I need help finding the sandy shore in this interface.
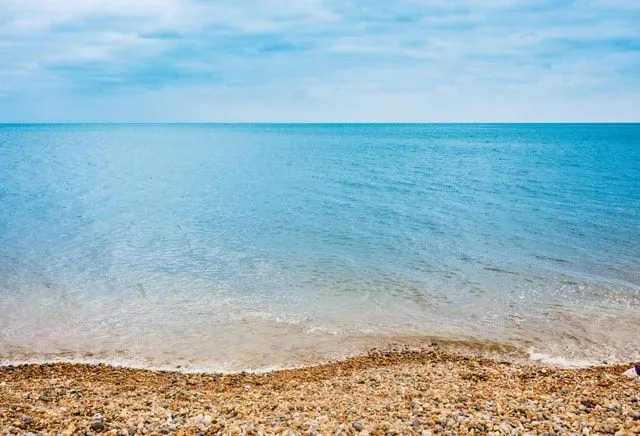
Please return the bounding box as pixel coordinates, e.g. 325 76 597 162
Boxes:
1 346 639 435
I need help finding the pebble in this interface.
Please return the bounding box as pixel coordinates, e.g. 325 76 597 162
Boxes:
91 420 106 431
0 347 638 434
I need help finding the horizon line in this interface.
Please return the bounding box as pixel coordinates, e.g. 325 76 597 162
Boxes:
1 121 639 125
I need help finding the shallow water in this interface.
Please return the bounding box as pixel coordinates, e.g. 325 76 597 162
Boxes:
1 123 639 371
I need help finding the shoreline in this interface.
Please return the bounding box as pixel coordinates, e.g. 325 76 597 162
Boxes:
1 334 617 376
1 346 638 434
0 338 530 375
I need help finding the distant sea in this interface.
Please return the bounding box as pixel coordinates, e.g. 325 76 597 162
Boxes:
1 124 638 371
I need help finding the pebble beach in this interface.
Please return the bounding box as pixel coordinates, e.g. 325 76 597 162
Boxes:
1 346 639 435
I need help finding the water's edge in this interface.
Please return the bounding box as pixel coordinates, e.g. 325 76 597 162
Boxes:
0 334 622 375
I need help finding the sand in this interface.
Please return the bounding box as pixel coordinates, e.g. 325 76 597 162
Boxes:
1 345 639 435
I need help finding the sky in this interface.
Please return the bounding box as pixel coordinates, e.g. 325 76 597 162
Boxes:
0 0 639 122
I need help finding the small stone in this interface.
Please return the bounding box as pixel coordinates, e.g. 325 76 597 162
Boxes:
349 407 357 414
91 421 106 431
352 421 363 431
21 415 34 424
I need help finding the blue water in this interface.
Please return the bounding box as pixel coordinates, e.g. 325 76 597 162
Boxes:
1 124 639 370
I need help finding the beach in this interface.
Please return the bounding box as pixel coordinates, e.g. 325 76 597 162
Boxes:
2 345 639 435
1 125 639 433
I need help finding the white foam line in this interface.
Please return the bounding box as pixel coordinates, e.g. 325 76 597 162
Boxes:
0 355 348 375
527 350 602 368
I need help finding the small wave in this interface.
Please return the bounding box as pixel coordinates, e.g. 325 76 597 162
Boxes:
483 266 520 275
534 254 570 264
527 350 601 368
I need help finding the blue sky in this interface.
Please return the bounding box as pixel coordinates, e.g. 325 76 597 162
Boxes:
1 0 639 122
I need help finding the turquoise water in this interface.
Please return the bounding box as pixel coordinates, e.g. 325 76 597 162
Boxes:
1 123 639 370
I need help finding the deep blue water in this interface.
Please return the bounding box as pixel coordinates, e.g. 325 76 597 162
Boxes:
1 124 639 370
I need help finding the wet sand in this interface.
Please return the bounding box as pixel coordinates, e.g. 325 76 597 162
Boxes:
1 346 639 435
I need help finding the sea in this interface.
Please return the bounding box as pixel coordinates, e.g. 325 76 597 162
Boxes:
1 123 638 372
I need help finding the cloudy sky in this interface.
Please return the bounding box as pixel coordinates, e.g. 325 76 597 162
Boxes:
1 0 639 122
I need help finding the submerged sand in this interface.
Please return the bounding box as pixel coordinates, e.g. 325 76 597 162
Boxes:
1 346 639 435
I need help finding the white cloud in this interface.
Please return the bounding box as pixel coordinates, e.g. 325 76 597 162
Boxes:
0 0 638 121
1 0 182 31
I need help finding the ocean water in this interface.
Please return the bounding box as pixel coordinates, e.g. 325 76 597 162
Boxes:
1 123 639 371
